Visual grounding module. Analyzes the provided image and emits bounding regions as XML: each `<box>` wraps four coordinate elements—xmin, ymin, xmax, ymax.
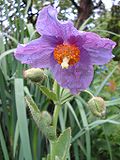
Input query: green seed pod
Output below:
<box><xmin>23</xmin><ymin>68</ymin><xmax>46</xmax><ymax>83</ymax></box>
<box><xmin>88</xmin><ymin>97</ymin><xmax>106</xmax><ymax>117</ymax></box>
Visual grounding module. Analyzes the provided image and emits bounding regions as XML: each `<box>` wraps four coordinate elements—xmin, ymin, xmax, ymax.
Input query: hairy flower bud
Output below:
<box><xmin>41</xmin><ymin>111</ymin><xmax>52</xmax><ymax>126</ymax></box>
<box><xmin>23</xmin><ymin>68</ymin><xmax>46</xmax><ymax>83</ymax></box>
<box><xmin>88</xmin><ymin>97</ymin><xmax>106</xmax><ymax>117</ymax></box>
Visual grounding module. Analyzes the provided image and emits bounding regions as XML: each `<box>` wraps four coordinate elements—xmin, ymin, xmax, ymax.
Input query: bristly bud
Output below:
<box><xmin>88</xmin><ymin>97</ymin><xmax>106</xmax><ymax>117</ymax></box>
<box><xmin>23</xmin><ymin>68</ymin><xmax>46</xmax><ymax>83</ymax></box>
<box><xmin>41</xmin><ymin>111</ymin><xmax>52</xmax><ymax>126</ymax></box>
<box><xmin>25</xmin><ymin>96</ymin><xmax>56</xmax><ymax>140</ymax></box>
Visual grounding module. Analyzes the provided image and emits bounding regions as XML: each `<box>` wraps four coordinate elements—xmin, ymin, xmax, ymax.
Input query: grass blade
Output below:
<box><xmin>0</xmin><ymin>49</ymin><xmax>15</xmax><ymax>61</ymax></box>
<box><xmin>95</xmin><ymin>65</ymin><xmax>118</xmax><ymax>96</ymax></box>
<box><xmin>0</xmin><ymin>124</ymin><xmax>9</xmax><ymax>160</ymax></box>
<box><xmin>66</xmin><ymin>102</ymin><xmax>81</xmax><ymax>129</ymax></box>
<box><xmin>14</xmin><ymin>78</ymin><xmax>32</xmax><ymax>160</ymax></box>
<box><xmin>76</xmin><ymin>97</ymin><xmax>91</xmax><ymax>160</ymax></box>
<box><xmin>13</xmin><ymin>121</ymin><xmax>19</xmax><ymax>158</ymax></box>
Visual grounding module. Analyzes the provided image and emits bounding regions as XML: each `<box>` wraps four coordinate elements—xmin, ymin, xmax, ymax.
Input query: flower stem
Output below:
<box><xmin>53</xmin><ymin>81</ymin><xmax>62</xmax><ymax>131</ymax></box>
<box><xmin>84</xmin><ymin>90</ymin><xmax>94</xmax><ymax>98</ymax></box>
<box><xmin>50</xmin><ymin>82</ymin><xmax>61</xmax><ymax>159</ymax></box>
<box><xmin>53</xmin><ymin>104</ymin><xmax>62</xmax><ymax>131</ymax></box>
<box><xmin>50</xmin><ymin>104</ymin><xmax>61</xmax><ymax>160</ymax></box>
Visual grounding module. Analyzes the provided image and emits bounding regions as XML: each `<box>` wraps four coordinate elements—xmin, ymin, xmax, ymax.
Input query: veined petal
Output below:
<box><xmin>67</xmin><ymin>35</ymin><xmax>91</xmax><ymax>65</ymax></box>
<box><xmin>14</xmin><ymin>36</ymin><xmax>62</xmax><ymax>68</ymax></box>
<box><xmin>50</xmin><ymin>58</ymin><xmax>94</xmax><ymax>94</ymax></box>
<box><xmin>36</xmin><ymin>5</ymin><xmax>79</xmax><ymax>40</ymax></box>
<box><xmin>82</xmin><ymin>32</ymin><xmax>116</xmax><ymax>65</ymax></box>
<box><xmin>14</xmin><ymin>5</ymin><xmax>116</xmax><ymax>95</ymax></box>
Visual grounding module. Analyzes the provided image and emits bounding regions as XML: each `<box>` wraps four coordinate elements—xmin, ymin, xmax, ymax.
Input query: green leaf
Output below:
<box><xmin>27</xmin><ymin>23</ymin><xmax>35</xmax><ymax>37</ymax></box>
<box><xmin>2</xmin><ymin>32</ymin><xmax>18</xmax><ymax>45</ymax></box>
<box><xmin>47</xmin><ymin>154</ymin><xmax>51</xmax><ymax>160</ymax></box>
<box><xmin>92</xmin><ymin>29</ymin><xmax>120</xmax><ymax>38</ymax></box>
<box><xmin>39</xmin><ymin>85</ymin><xmax>58</xmax><ymax>102</ymax></box>
<box><xmin>25</xmin><ymin>0</ymin><xmax>32</xmax><ymax>15</ymax></box>
<box><xmin>60</xmin><ymin>89</ymin><xmax>73</xmax><ymax>104</ymax></box>
<box><xmin>25</xmin><ymin>96</ymin><xmax>39</xmax><ymax>113</ymax></box>
<box><xmin>79</xmin><ymin>17</ymin><xmax>92</xmax><ymax>31</ymax></box>
<box><xmin>72</xmin><ymin>118</ymin><xmax>120</xmax><ymax>143</ymax></box>
<box><xmin>66</xmin><ymin>102</ymin><xmax>81</xmax><ymax>129</ymax></box>
<box><xmin>13</xmin><ymin>121</ymin><xmax>19</xmax><ymax>157</ymax></box>
<box><xmin>25</xmin><ymin>96</ymin><xmax>56</xmax><ymax>140</ymax></box>
<box><xmin>95</xmin><ymin>65</ymin><xmax>118</xmax><ymax>96</ymax></box>
<box><xmin>42</xmin><ymin>154</ymin><xmax>51</xmax><ymax>160</ymax></box>
<box><xmin>0</xmin><ymin>48</ymin><xmax>15</xmax><ymax>61</ymax></box>
<box><xmin>0</xmin><ymin>32</ymin><xmax>5</xmax><ymax>53</ymax></box>
<box><xmin>14</xmin><ymin>78</ymin><xmax>32</xmax><ymax>160</ymax></box>
<box><xmin>0</xmin><ymin>33</ymin><xmax>7</xmax><ymax>79</ymax></box>
<box><xmin>51</xmin><ymin>128</ymin><xmax>71</xmax><ymax>160</ymax></box>
<box><xmin>0</xmin><ymin>124</ymin><xmax>9</xmax><ymax>160</ymax></box>
<box><xmin>76</xmin><ymin>97</ymin><xmax>91</xmax><ymax>160</ymax></box>
<box><xmin>105</xmin><ymin>98</ymin><xmax>120</xmax><ymax>106</ymax></box>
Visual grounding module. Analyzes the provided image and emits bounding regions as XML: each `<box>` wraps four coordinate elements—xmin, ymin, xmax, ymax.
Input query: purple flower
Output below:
<box><xmin>14</xmin><ymin>5</ymin><xmax>116</xmax><ymax>94</ymax></box>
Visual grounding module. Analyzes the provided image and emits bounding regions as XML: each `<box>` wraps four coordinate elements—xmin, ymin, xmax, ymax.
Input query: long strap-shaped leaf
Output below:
<box><xmin>0</xmin><ymin>124</ymin><xmax>9</xmax><ymax>160</ymax></box>
<box><xmin>14</xmin><ymin>78</ymin><xmax>32</xmax><ymax>160</ymax></box>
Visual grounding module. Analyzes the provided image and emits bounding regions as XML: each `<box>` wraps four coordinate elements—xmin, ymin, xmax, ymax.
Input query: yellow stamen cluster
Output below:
<box><xmin>54</xmin><ymin>44</ymin><xmax>80</xmax><ymax>69</ymax></box>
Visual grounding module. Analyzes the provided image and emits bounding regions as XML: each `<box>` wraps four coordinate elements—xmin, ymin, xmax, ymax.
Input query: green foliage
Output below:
<box><xmin>0</xmin><ymin>0</ymin><xmax>120</xmax><ymax>160</ymax></box>
<box><xmin>51</xmin><ymin>128</ymin><xmax>71</xmax><ymax>160</ymax></box>
<box><xmin>39</xmin><ymin>85</ymin><xmax>58</xmax><ymax>102</ymax></box>
<box><xmin>14</xmin><ymin>78</ymin><xmax>32</xmax><ymax>160</ymax></box>
<box><xmin>0</xmin><ymin>125</ymin><xmax>9</xmax><ymax>160</ymax></box>
<box><xmin>25</xmin><ymin>96</ymin><xmax>56</xmax><ymax>141</ymax></box>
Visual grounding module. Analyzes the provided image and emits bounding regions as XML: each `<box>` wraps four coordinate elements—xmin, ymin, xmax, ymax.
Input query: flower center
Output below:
<box><xmin>54</xmin><ymin>44</ymin><xmax>80</xmax><ymax>69</ymax></box>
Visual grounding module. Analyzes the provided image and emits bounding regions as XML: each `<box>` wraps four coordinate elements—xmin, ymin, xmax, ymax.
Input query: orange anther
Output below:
<box><xmin>54</xmin><ymin>44</ymin><xmax>80</xmax><ymax>67</ymax></box>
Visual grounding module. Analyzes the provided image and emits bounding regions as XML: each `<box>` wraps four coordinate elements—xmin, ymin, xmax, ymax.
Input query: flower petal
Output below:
<box><xmin>82</xmin><ymin>32</ymin><xmax>116</xmax><ymax>65</ymax></box>
<box><xmin>14</xmin><ymin>35</ymin><xmax>62</xmax><ymax>68</ymax></box>
<box><xmin>36</xmin><ymin>5</ymin><xmax>79</xmax><ymax>40</ymax></box>
<box><xmin>50</xmin><ymin>58</ymin><xmax>94</xmax><ymax>94</ymax></box>
<box><xmin>67</xmin><ymin>35</ymin><xmax>91</xmax><ymax>65</ymax></box>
